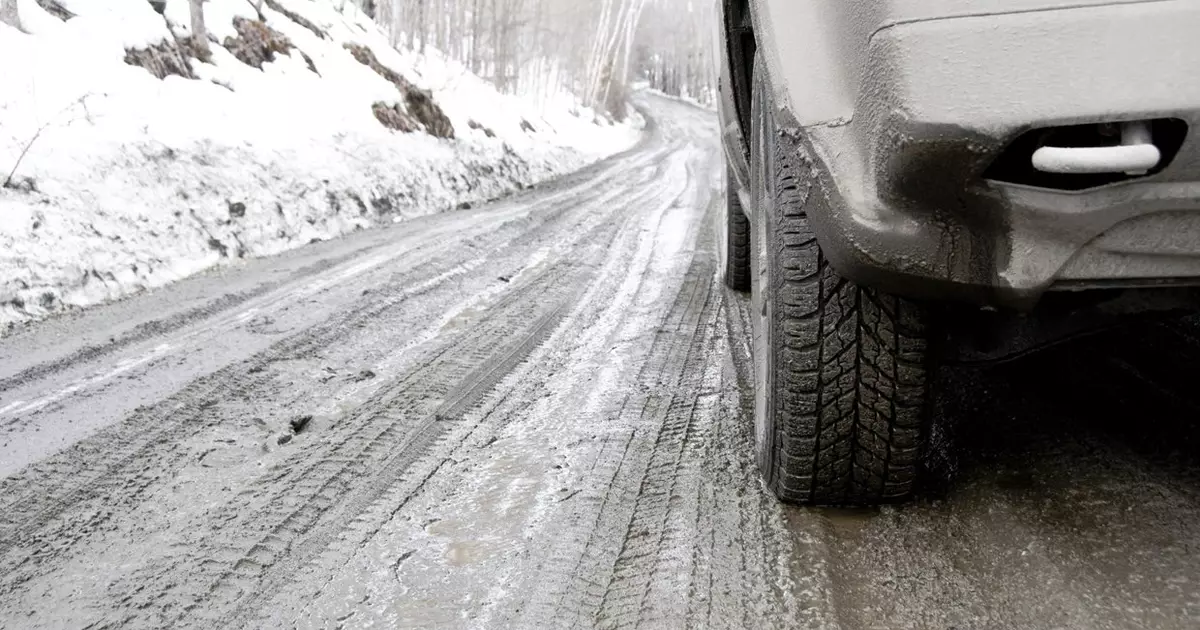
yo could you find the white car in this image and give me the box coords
[718,0,1200,504]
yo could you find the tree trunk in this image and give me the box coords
[417,0,427,53]
[189,0,212,60]
[0,0,20,31]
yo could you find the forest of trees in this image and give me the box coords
[0,0,714,119]
[362,0,716,119]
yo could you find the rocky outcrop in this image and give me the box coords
[344,43,454,139]
[224,16,317,74]
[124,39,196,80]
[263,0,327,40]
[371,102,419,133]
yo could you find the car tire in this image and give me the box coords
[748,57,933,505]
[723,167,752,292]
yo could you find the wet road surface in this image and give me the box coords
[1,94,1199,629]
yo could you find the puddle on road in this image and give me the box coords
[279,429,570,629]
[421,463,544,570]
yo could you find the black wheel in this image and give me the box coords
[748,57,934,505]
[722,167,752,292]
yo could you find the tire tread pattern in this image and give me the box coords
[724,167,752,292]
[754,85,930,506]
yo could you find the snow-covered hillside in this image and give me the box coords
[0,0,641,332]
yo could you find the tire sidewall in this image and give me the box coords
[719,176,731,282]
[749,59,778,483]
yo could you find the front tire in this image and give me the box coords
[749,58,933,505]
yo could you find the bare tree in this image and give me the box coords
[5,94,95,190]
[0,0,21,31]
[634,0,716,105]
[190,0,212,59]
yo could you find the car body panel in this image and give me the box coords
[717,0,753,206]
[722,0,1200,308]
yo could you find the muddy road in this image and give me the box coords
[2,94,1199,629]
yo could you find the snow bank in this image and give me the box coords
[0,0,641,332]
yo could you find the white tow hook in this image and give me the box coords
[1031,121,1160,176]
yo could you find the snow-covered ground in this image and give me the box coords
[635,82,716,111]
[0,0,642,333]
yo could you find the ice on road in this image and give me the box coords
[2,94,1200,629]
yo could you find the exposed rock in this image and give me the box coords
[3,175,38,193]
[299,50,318,74]
[345,43,454,139]
[289,414,313,434]
[124,39,196,80]
[371,102,419,133]
[36,0,73,21]
[263,0,328,40]
[519,118,537,133]
[206,237,229,258]
[344,43,404,86]
[224,16,297,70]
[468,119,496,138]
[403,88,454,139]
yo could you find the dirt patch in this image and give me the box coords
[124,39,196,80]
[345,43,455,139]
[263,0,328,40]
[224,16,317,74]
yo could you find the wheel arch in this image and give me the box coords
[722,0,756,136]
[719,0,756,206]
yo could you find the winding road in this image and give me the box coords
[1,94,1198,629]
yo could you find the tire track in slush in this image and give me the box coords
[0,167,663,591]
[95,162,683,628]
[0,253,492,575]
[591,192,732,630]
[0,139,672,579]
[229,143,708,630]
[91,275,581,628]
[205,158,699,629]
[532,249,721,629]
[0,95,731,630]
[514,193,808,629]
[199,174,686,624]
[193,301,576,628]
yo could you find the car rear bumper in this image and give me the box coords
[796,0,1200,308]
